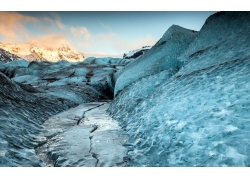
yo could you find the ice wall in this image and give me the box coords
[109,12,250,166]
[114,25,198,96]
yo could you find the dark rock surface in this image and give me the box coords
[0,48,22,62]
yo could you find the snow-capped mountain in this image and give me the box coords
[0,42,85,62]
[58,44,85,62]
[123,46,151,59]
[0,48,23,62]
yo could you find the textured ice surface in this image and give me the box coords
[6,60,119,103]
[109,12,250,166]
[114,25,198,96]
[37,103,128,167]
[110,58,250,166]
[0,72,77,166]
[110,70,176,119]
[83,57,131,66]
[177,12,250,76]
[5,59,29,67]
[0,50,129,166]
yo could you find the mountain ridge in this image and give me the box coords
[0,48,23,62]
[0,42,85,62]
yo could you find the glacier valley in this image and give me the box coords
[1,11,250,167]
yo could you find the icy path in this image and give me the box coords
[36,102,128,167]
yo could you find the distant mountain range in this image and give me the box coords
[0,42,85,62]
[0,48,23,62]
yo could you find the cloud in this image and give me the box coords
[56,20,65,29]
[101,23,111,31]
[41,14,64,29]
[70,26,92,41]
[49,12,61,21]
[0,12,157,58]
[98,32,117,41]
[0,12,66,42]
[31,34,70,50]
[41,17,54,23]
[0,12,39,41]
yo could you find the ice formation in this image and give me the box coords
[0,54,126,166]
[109,12,250,166]
[1,11,250,167]
[114,25,198,96]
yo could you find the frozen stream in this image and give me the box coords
[36,102,128,167]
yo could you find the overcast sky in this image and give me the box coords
[0,11,216,57]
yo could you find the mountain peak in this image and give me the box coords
[0,42,85,62]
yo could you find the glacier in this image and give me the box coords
[108,12,250,166]
[1,11,250,167]
[0,57,126,166]
[114,25,198,96]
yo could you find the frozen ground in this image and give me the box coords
[37,102,128,167]
[0,55,129,166]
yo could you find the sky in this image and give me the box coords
[0,11,216,58]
